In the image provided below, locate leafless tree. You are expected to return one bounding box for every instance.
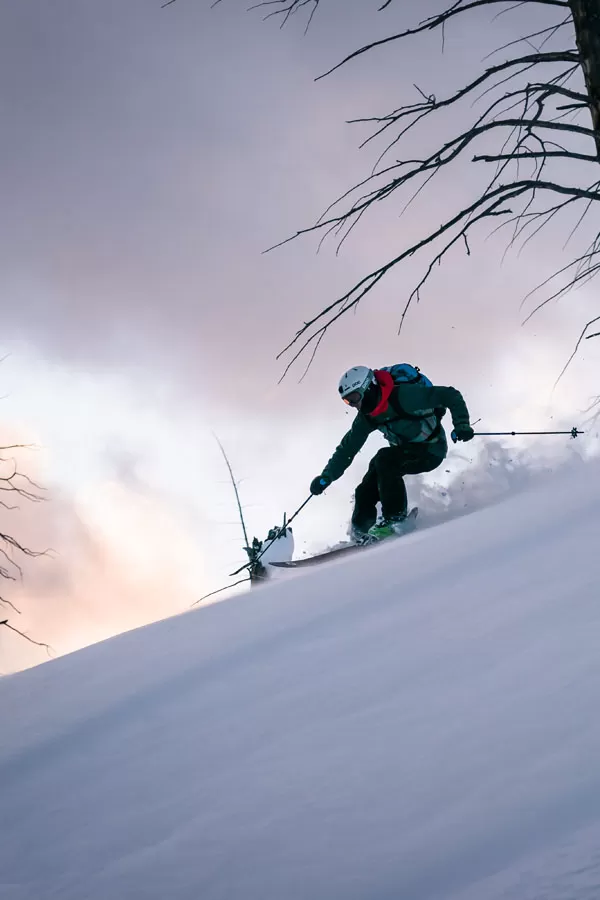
[192,0,600,376]
[0,444,52,658]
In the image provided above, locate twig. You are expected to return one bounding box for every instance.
[0,620,53,657]
[190,577,251,607]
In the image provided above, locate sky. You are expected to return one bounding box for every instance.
[1,0,599,670]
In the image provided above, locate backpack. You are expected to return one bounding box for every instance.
[376,363,444,443]
[382,363,433,389]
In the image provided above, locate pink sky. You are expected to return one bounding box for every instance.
[1,0,598,670]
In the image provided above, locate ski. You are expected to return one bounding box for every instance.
[270,508,418,569]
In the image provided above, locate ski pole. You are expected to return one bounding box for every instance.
[283,494,313,528]
[229,495,313,577]
[452,426,583,442]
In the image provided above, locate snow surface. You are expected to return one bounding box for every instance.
[2,462,600,899]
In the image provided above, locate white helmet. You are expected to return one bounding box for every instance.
[338,366,374,405]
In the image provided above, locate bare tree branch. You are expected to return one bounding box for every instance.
[0,619,53,657]
[483,14,571,58]
[190,576,251,607]
[553,314,600,386]
[275,176,599,369]
[213,434,251,551]
[316,1,572,80]
[212,434,272,582]
[251,3,599,375]
[474,149,598,161]
[177,0,600,376]
[0,438,51,660]
[349,54,581,134]
[0,596,21,614]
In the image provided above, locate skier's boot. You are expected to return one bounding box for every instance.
[349,522,374,545]
[367,514,408,542]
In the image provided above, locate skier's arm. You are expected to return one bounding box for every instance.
[321,415,375,483]
[395,384,472,432]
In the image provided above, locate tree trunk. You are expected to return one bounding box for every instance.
[569,0,600,159]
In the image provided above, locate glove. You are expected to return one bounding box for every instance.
[452,425,475,443]
[310,474,331,495]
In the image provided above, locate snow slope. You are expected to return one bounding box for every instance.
[2,461,600,900]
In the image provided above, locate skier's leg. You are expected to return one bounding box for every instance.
[374,445,443,520]
[351,457,380,535]
[372,447,409,520]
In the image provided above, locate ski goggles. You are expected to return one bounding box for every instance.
[342,391,363,407]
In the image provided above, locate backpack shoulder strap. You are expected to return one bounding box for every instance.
[388,386,420,420]
[386,387,444,441]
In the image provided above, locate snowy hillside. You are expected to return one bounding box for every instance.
[2,462,600,900]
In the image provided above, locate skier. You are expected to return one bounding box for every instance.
[309,365,474,542]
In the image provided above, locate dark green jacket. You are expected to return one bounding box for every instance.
[322,384,471,483]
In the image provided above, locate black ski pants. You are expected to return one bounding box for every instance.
[351,443,444,530]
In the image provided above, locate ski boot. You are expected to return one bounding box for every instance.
[349,523,375,546]
[367,514,409,542]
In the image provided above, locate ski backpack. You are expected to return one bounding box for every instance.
[382,363,433,389]
[377,363,444,443]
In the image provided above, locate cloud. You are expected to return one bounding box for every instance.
[0,0,589,401]
[1,470,206,674]
[1,1,599,672]
[0,404,215,674]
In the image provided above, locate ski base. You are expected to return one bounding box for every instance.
[270,508,418,569]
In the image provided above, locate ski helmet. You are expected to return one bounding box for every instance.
[338,366,375,407]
